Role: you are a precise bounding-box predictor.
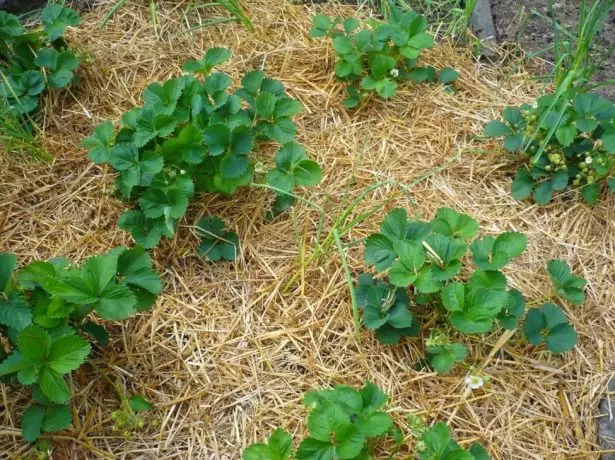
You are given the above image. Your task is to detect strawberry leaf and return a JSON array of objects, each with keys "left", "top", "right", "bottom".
[{"left": 547, "top": 260, "right": 586, "bottom": 305}]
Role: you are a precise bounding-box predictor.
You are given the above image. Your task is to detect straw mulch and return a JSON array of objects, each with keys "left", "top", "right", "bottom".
[{"left": 1, "top": 0, "right": 614, "bottom": 458}]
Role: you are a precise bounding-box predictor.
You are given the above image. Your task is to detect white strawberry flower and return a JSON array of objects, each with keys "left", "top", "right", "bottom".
[
  {"left": 585, "top": 156, "right": 592, "bottom": 164},
  {"left": 390, "top": 68, "right": 399, "bottom": 78},
  {"left": 464, "top": 374, "right": 484, "bottom": 390}
]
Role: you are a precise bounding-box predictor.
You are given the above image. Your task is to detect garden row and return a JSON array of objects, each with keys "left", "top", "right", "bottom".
[{"left": 0, "top": 2, "right": 607, "bottom": 458}]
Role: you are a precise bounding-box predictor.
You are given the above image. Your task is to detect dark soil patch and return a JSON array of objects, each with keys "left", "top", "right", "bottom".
[{"left": 491, "top": 0, "right": 615, "bottom": 101}]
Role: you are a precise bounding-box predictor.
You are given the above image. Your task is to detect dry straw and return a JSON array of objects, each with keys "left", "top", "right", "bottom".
[{"left": 1, "top": 0, "right": 614, "bottom": 458}]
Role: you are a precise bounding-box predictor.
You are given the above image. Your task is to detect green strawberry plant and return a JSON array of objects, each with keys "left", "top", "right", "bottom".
[
  {"left": 309, "top": 7, "right": 459, "bottom": 108},
  {"left": 0, "top": 4, "right": 80, "bottom": 128},
  {"left": 81, "top": 47, "right": 322, "bottom": 250},
  {"left": 197, "top": 215, "right": 239, "bottom": 262},
  {"left": 242, "top": 381, "right": 489, "bottom": 459},
  {"left": 356, "top": 207, "right": 585, "bottom": 373},
  {"left": 0, "top": 247, "right": 162, "bottom": 444},
  {"left": 484, "top": 92, "right": 615, "bottom": 204}
]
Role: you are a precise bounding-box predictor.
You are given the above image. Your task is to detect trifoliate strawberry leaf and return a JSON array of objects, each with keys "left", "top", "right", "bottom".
[
  {"left": 34, "top": 48, "right": 79, "bottom": 89},
  {"left": 267, "top": 142, "right": 322, "bottom": 192},
  {"left": 547, "top": 260, "right": 586, "bottom": 305},
  {"left": 423, "top": 234, "right": 467, "bottom": 281},
  {"left": 197, "top": 216, "right": 239, "bottom": 262},
  {"left": 139, "top": 187, "right": 190, "bottom": 220},
  {"left": 523, "top": 303, "right": 577, "bottom": 353},
  {"left": 243, "top": 429, "right": 293, "bottom": 460},
  {"left": 497, "top": 288, "right": 526, "bottom": 330},
  {"left": 419, "top": 423, "right": 471, "bottom": 460},
  {"left": 80, "top": 121, "right": 115, "bottom": 164},
  {"left": 133, "top": 109, "right": 178, "bottom": 147},
  {"left": 129, "top": 394, "right": 153, "bottom": 412},
  {"left": 445, "top": 285, "right": 507, "bottom": 334},
  {"left": 22, "top": 405, "right": 45, "bottom": 442},
  {"left": 427, "top": 342, "right": 468, "bottom": 373},
  {"left": 0, "top": 11, "right": 25, "bottom": 42},
  {"left": 388, "top": 240, "right": 425, "bottom": 287},
  {"left": 119, "top": 210, "right": 168, "bottom": 249},
  {"left": 431, "top": 208, "right": 479, "bottom": 240},
  {"left": 355, "top": 274, "right": 414, "bottom": 344},
  {"left": 143, "top": 78, "right": 185, "bottom": 115},
  {"left": 470, "top": 232, "right": 527, "bottom": 270},
  {"left": 41, "top": 4, "right": 80, "bottom": 41},
  {"left": 183, "top": 47, "right": 231, "bottom": 75}
]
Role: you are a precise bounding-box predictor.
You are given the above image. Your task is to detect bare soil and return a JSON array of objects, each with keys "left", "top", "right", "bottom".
[{"left": 490, "top": 0, "right": 615, "bottom": 101}]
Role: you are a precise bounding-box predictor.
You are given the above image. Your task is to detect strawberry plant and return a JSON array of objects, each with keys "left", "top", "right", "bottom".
[
  {"left": 356, "top": 207, "right": 584, "bottom": 373},
  {"left": 0, "top": 4, "right": 80, "bottom": 128},
  {"left": 484, "top": 92, "right": 615, "bottom": 204},
  {"left": 242, "top": 380, "right": 489, "bottom": 459},
  {"left": 0, "top": 247, "right": 162, "bottom": 444},
  {"left": 309, "top": 7, "right": 459, "bottom": 108},
  {"left": 82, "top": 47, "right": 322, "bottom": 250}
]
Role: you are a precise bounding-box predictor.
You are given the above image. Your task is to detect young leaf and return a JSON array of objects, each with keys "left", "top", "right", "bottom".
[
  {"left": 80, "top": 121, "right": 115, "bottom": 164},
  {"left": 243, "top": 428, "right": 293, "bottom": 460},
  {"left": 547, "top": 260, "right": 586, "bottom": 305},
  {"left": 183, "top": 47, "right": 231, "bottom": 75},
  {"left": 523, "top": 303, "right": 577, "bottom": 353},
  {"left": 388, "top": 240, "right": 425, "bottom": 287},
  {"left": 0, "top": 11, "right": 25, "bottom": 41},
  {"left": 439, "top": 68, "right": 459, "bottom": 85},
  {"left": 129, "top": 394, "right": 154, "bottom": 413},
  {"left": 427, "top": 342, "right": 468, "bottom": 373},
  {"left": 41, "top": 4, "right": 80, "bottom": 41},
  {"left": 470, "top": 232, "right": 527, "bottom": 270},
  {"left": 197, "top": 216, "right": 239, "bottom": 262},
  {"left": 430, "top": 208, "right": 479, "bottom": 240}
]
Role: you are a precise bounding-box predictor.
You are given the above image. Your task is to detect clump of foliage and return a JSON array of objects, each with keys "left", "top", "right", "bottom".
[
  {"left": 242, "top": 380, "right": 489, "bottom": 459},
  {"left": 81, "top": 47, "right": 322, "bottom": 250},
  {"left": 0, "top": 4, "right": 80, "bottom": 126},
  {"left": 407, "top": 414, "right": 489, "bottom": 459},
  {"left": 484, "top": 92, "right": 615, "bottom": 204},
  {"left": 197, "top": 215, "right": 239, "bottom": 262},
  {"left": 356, "top": 207, "right": 583, "bottom": 373},
  {"left": 309, "top": 7, "right": 459, "bottom": 108},
  {"left": 0, "top": 247, "right": 162, "bottom": 443}
]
